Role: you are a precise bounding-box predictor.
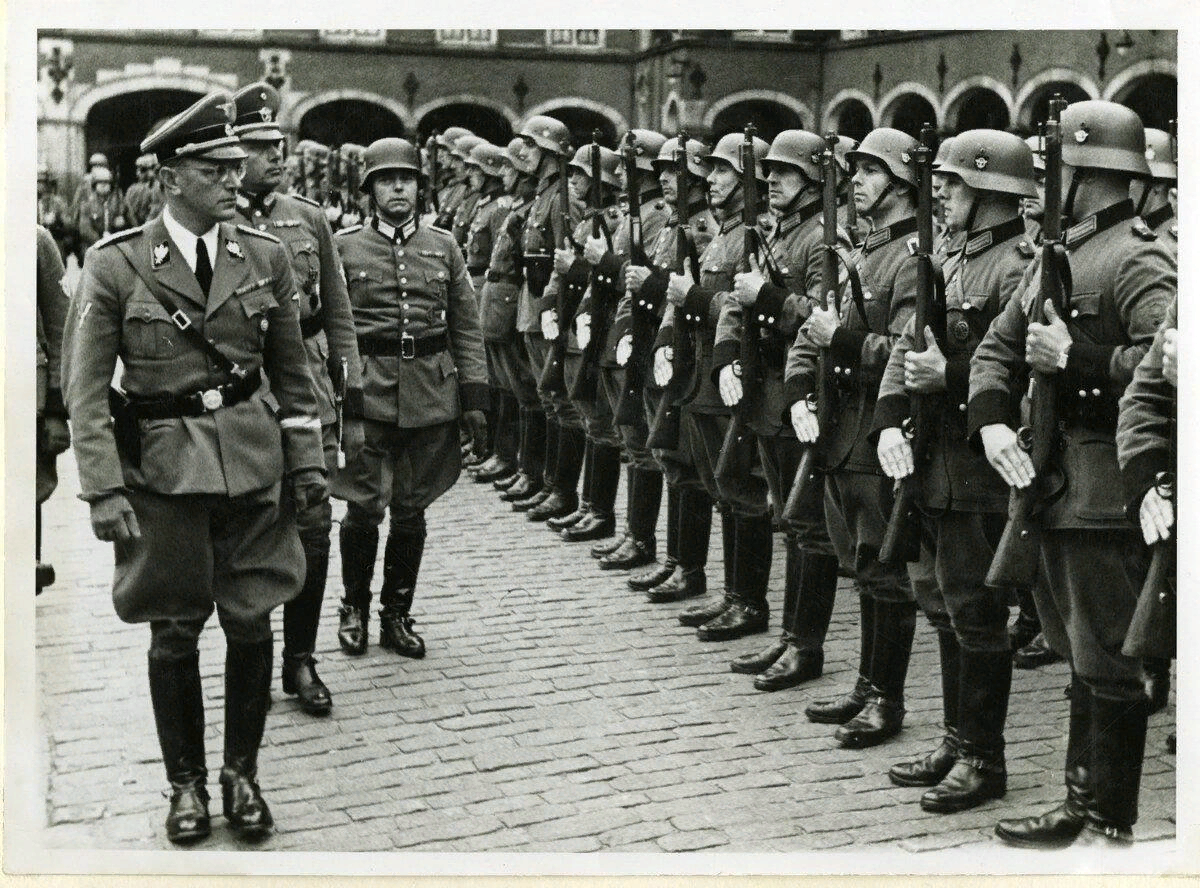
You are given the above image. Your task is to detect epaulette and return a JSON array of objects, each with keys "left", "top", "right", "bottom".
[
  {"left": 1131, "top": 218, "right": 1157, "bottom": 241},
  {"left": 336, "top": 224, "right": 363, "bottom": 237},
  {"left": 94, "top": 226, "right": 143, "bottom": 249},
  {"left": 1016, "top": 239, "right": 1036, "bottom": 258},
  {"left": 236, "top": 224, "right": 281, "bottom": 243},
  {"left": 292, "top": 194, "right": 322, "bottom": 209}
]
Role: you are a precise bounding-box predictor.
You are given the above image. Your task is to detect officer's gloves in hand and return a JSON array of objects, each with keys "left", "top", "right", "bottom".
[
  {"left": 575, "top": 312, "right": 591, "bottom": 350},
  {"left": 1140, "top": 485, "right": 1175, "bottom": 546},
  {"left": 90, "top": 492, "right": 141, "bottom": 543},
  {"left": 615, "top": 334, "right": 633, "bottom": 367},
  {"left": 1162, "top": 327, "right": 1177, "bottom": 387},
  {"left": 653, "top": 347, "right": 674, "bottom": 387},
  {"left": 41, "top": 417, "right": 72, "bottom": 457},
  {"left": 291, "top": 468, "right": 331, "bottom": 526},
  {"left": 463, "top": 410, "right": 488, "bottom": 459}
]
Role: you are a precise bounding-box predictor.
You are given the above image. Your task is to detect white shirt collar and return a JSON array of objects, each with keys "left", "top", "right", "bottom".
[{"left": 162, "top": 205, "right": 220, "bottom": 274}]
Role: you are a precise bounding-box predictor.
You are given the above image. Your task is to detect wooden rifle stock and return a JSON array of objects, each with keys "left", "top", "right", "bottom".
[
  {"left": 615, "top": 134, "right": 652, "bottom": 425},
  {"left": 427, "top": 133, "right": 441, "bottom": 213},
  {"left": 538, "top": 150, "right": 576, "bottom": 397}
]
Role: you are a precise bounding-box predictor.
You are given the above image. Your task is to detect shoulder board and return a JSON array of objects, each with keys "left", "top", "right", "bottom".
[
  {"left": 94, "top": 226, "right": 143, "bottom": 249},
  {"left": 430, "top": 224, "right": 454, "bottom": 236},
  {"left": 336, "top": 224, "right": 363, "bottom": 237},
  {"left": 292, "top": 194, "right": 322, "bottom": 209},
  {"left": 1016, "top": 239, "right": 1036, "bottom": 258},
  {"left": 1132, "top": 219, "right": 1157, "bottom": 241},
  {"left": 236, "top": 224, "right": 281, "bottom": 243}
]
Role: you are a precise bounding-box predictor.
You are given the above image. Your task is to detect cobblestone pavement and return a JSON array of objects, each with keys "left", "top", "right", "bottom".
[{"left": 32, "top": 447, "right": 1176, "bottom": 855}]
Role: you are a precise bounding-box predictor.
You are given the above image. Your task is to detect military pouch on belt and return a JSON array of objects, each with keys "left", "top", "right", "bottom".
[
  {"left": 108, "top": 387, "right": 141, "bottom": 467},
  {"left": 525, "top": 257, "right": 552, "bottom": 300}
]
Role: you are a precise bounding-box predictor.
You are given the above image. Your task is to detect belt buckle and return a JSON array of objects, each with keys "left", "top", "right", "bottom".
[
  {"left": 401, "top": 332, "right": 416, "bottom": 360},
  {"left": 200, "top": 388, "right": 224, "bottom": 411}
]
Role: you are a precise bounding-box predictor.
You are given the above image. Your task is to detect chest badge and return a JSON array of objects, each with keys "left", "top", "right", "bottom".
[
  {"left": 226, "top": 239, "right": 245, "bottom": 260},
  {"left": 152, "top": 241, "right": 170, "bottom": 269},
  {"left": 952, "top": 318, "right": 971, "bottom": 342},
  {"left": 260, "top": 316, "right": 270, "bottom": 333}
]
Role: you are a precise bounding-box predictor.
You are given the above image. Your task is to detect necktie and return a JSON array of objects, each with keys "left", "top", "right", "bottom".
[{"left": 195, "top": 236, "right": 213, "bottom": 296}]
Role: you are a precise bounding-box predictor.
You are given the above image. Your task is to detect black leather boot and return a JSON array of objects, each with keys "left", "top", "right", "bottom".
[
  {"left": 751, "top": 543, "right": 834, "bottom": 689},
  {"left": 489, "top": 392, "right": 521, "bottom": 480},
  {"left": 649, "top": 487, "right": 711, "bottom": 603},
  {"left": 834, "top": 596, "right": 915, "bottom": 748},
  {"left": 697, "top": 513, "right": 771, "bottom": 641},
  {"left": 600, "top": 466, "right": 660, "bottom": 568},
  {"left": 921, "top": 647, "right": 1011, "bottom": 812},
  {"left": 890, "top": 630, "right": 961, "bottom": 787},
  {"left": 221, "top": 639, "right": 274, "bottom": 840},
  {"left": 1077, "top": 688, "right": 1148, "bottom": 845},
  {"left": 512, "top": 486, "right": 553, "bottom": 511},
  {"left": 1143, "top": 657, "right": 1171, "bottom": 715},
  {"left": 1014, "top": 631, "right": 1063, "bottom": 669},
  {"left": 550, "top": 439, "right": 593, "bottom": 531},
  {"left": 565, "top": 444, "right": 620, "bottom": 542},
  {"left": 732, "top": 533, "right": 798, "bottom": 675},
  {"left": 149, "top": 652, "right": 210, "bottom": 844},
  {"left": 282, "top": 530, "right": 332, "bottom": 714},
  {"left": 503, "top": 406, "right": 546, "bottom": 501},
  {"left": 337, "top": 523, "right": 378, "bottom": 656},
  {"left": 475, "top": 454, "right": 516, "bottom": 484},
  {"left": 995, "top": 675, "right": 1094, "bottom": 847},
  {"left": 493, "top": 470, "right": 522, "bottom": 491},
  {"left": 378, "top": 514, "right": 427, "bottom": 659},
  {"left": 529, "top": 426, "right": 584, "bottom": 521},
  {"left": 515, "top": 412, "right": 558, "bottom": 510},
  {"left": 806, "top": 592, "right": 875, "bottom": 724},
  {"left": 629, "top": 484, "right": 678, "bottom": 588},
  {"left": 1009, "top": 584, "right": 1040, "bottom": 651},
  {"left": 678, "top": 504, "right": 731, "bottom": 625}
]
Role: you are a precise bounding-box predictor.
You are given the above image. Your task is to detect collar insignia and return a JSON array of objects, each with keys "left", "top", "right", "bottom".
[{"left": 152, "top": 241, "right": 170, "bottom": 269}]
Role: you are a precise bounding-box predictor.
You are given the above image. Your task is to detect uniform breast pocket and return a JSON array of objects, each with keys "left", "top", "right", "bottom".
[
  {"left": 123, "top": 298, "right": 178, "bottom": 360},
  {"left": 240, "top": 292, "right": 279, "bottom": 351},
  {"left": 288, "top": 239, "right": 320, "bottom": 299},
  {"left": 1065, "top": 292, "right": 1103, "bottom": 344},
  {"left": 347, "top": 268, "right": 384, "bottom": 305},
  {"left": 425, "top": 268, "right": 450, "bottom": 299}
]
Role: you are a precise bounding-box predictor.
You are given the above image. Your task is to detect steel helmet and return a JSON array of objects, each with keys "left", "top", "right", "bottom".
[
  {"left": 652, "top": 136, "right": 711, "bottom": 178},
  {"left": 88, "top": 152, "right": 109, "bottom": 168},
  {"left": 340, "top": 143, "right": 365, "bottom": 163},
  {"left": 833, "top": 135, "right": 858, "bottom": 174},
  {"left": 935, "top": 130, "right": 1037, "bottom": 197},
  {"left": 1059, "top": 100, "right": 1150, "bottom": 177},
  {"left": 436, "top": 126, "right": 473, "bottom": 150},
  {"left": 519, "top": 115, "right": 571, "bottom": 156},
  {"left": 304, "top": 142, "right": 331, "bottom": 164},
  {"left": 763, "top": 129, "right": 825, "bottom": 183},
  {"left": 932, "top": 135, "right": 956, "bottom": 169},
  {"left": 1025, "top": 134, "right": 1046, "bottom": 172},
  {"left": 847, "top": 127, "right": 921, "bottom": 188},
  {"left": 451, "top": 134, "right": 485, "bottom": 161},
  {"left": 624, "top": 129, "right": 669, "bottom": 173},
  {"left": 360, "top": 137, "right": 422, "bottom": 190},
  {"left": 467, "top": 142, "right": 509, "bottom": 178},
  {"left": 568, "top": 144, "right": 622, "bottom": 189},
  {"left": 91, "top": 167, "right": 114, "bottom": 185},
  {"left": 1143, "top": 128, "right": 1177, "bottom": 181},
  {"left": 708, "top": 131, "right": 770, "bottom": 180}
]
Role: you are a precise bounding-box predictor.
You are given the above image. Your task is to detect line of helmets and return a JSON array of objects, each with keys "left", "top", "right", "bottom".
[{"left": 290, "top": 100, "right": 1176, "bottom": 236}]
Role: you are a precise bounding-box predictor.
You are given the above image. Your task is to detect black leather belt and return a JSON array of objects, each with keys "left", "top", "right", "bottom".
[
  {"left": 468, "top": 264, "right": 488, "bottom": 276},
  {"left": 486, "top": 270, "right": 523, "bottom": 285},
  {"left": 299, "top": 309, "right": 324, "bottom": 339},
  {"left": 358, "top": 332, "right": 449, "bottom": 359},
  {"left": 121, "top": 368, "right": 263, "bottom": 419}
]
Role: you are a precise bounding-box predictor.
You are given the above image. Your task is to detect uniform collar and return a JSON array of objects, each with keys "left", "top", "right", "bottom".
[
  {"left": 961, "top": 216, "right": 1026, "bottom": 257},
  {"left": 861, "top": 216, "right": 918, "bottom": 252},
  {"left": 775, "top": 196, "right": 822, "bottom": 236},
  {"left": 637, "top": 184, "right": 663, "bottom": 203},
  {"left": 717, "top": 196, "right": 745, "bottom": 233},
  {"left": 162, "top": 204, "right": 219, "bottom": 274},
  {"left": 1064, "top": 199, "right": 1135, "bottom": 248},
  {"left": 1142, "top": 203, "right": 1175, "bottom": 231},
  {"left": 236, "top": 189, "right": 276, "bottom": 217},
  {"left": 372, "top": 214, "right": 417, "bottom": 244}
]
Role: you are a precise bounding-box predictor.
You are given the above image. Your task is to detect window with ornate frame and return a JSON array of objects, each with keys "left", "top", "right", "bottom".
[
  {"left": 546, "top": 29, "right": 604, "bottom": 49},
  {"left": 436, "top": 29, "right": 497, "bottom": 46},
  {"left": 318, "top": 29, "right": 387, "bottom": 45}
]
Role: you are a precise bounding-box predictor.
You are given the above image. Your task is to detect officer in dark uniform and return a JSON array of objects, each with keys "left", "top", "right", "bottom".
[
  {"left": 61, "top": 91, "right": 329, "bottom": 843},
  {"left": 37, "top": 225, "right": 71, "bottom": 592},
  {"left": 785, "top": 127, "right": 921, "bottom": 749},
  {"left": 874, "top": 130, "right": 1037, "bottom": 812},
  {"left": 660, "top": 131, "right": 772, "bottom": 642},
  {"left": 332, "top": 138, "right": 489, "bottom": 660},
  {"left": 717, "top": 130, "right": 848, "bottom": 690},
  {"left": 636, "top": 136, "right": 717, "bottom": 602},
  {"left": 971, "top": 101, "right": 1175, "bottom": 847},
  {"left": 231, "top": 81, "right": 365, "bottom": 715}
]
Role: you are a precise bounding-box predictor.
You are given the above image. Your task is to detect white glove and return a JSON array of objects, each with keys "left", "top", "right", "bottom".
[
  {"left": 616, "top": 334, "right": 633, "bottom": 367},
  {"left": 575, "top": 312, "right": 591, "bottom": 350},
  {"left": 541, "top": 309, "right": 560, "bottom": 342}
]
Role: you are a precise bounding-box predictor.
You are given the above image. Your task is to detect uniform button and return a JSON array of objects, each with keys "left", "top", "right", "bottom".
[
  {"left": 397, "top": 249, "right": 404, "bottom": 257},
  {"left": 403, "top": 303, "right": 410, "bottom": 309},
  {"left": 1078, "top": 389, "right": 1088, "bottom": 398},
  {"left": 257, "top": 224, "right": 266, "bottom": 231},
  {"left": 1092, "top": 388, "right": 1102, "bottom": 397},
  {"left": 757, "top": 314, "right": 765, "bottom": 322},
  {"left": 1070, "top": 309, "right": 1079, "bottom": 318},
  {"left": 767, "top": 317, "right": 775, "bottom": 324},
  {"left": 959, "top": 403, "right": 967, "bottom": 412},
  {"left": 398, "top": 263, "right": 406, "bottom": 270},
  {"left": 781, "top": 268, "right": 789, "bottom": 274},
  {"left": 400, "top": 277, "right": 407, "bottom": 284}
]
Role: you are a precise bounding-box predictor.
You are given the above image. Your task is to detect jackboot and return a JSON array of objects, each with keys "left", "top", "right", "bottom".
[
  {"left": 995, "top": 675, "right": 1094, "bottom": 848},
  {"left": 282, "top": 531, "right": 332, "bottom": 714},
  {"left": 337, "top": 523, "right": 378, "bottom": 656},
  {"left": 1014, "top": 631, "right": 1063, "bottom": 669},
  {"left": 515, "top": 413, "right": 560, "bottom": 510},
  {"left": 806, "top": 592, "right": 875, "bottom": 724},
  {"left": 649, "top": 487, "right": 712, "bottom": 602},
  {"left": 629, "top": 484, "right": 678, "bottom": 589},
  {"left": 750, "top": 544, "right": 835, "bottom": 689},
  {"left": 890, "top": 629, "right": 961, "bottom": 787},
  {"left": 550, "top": 438, "right": 593, "bottom": 531},
  {"left": 221, "top": 639, "right": 274, "bottom": 839},
  {"left": 1009, "top": 584, "right": 1041, "bottom": 652},
  {"left": 475, "top": 455, "right": 516, "bottom": 484},
  {"left": 600, "top": 465, "right": 661, "bottom": 568},
  {"left": 528, "top": 426, "right": 584, "bottom": 522},
  {"left": 921, "top": 647, "right": 1011, "bottom": 812},
  {"left": 1143, "top": 657, "right": 1171, "bottom": 715},
  {"left": 502, "top": 406, "right": 546, "bottom": 501},
  {"left": 1078, "top": 689, "right": 1148, "bottom": 845},
  {"left": 565, "top": 443, "right": 620, "bottom": 542},
  {"left": 378, "top": 515, "right": 427, "bottom": 659},
  {"left": 835, "top": 597, "right": 915, "bottom": 748},
  {"left": 732, "top": 534, "right": 799, "bottom": 675},
  {"left": 677, "top": 503, "right": 730, "bottom": 624},
  {"left": 697, "top": 513, "right": 771, "bottom": 641},
  {"left": 492, "top": 392, "right": 521, "bottom": 473},
  {"left": 148, "top": 652, "right": 210, "bottom": 844}
]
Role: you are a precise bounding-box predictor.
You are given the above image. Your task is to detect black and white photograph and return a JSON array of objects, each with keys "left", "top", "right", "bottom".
[{"left": 9, "top": 9, "right": 1193, "bottom": 878}]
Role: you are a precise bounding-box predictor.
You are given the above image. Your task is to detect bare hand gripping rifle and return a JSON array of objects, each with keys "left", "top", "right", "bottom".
[{"left": 615, "top": 132, "right": 654, "bottom": 425}]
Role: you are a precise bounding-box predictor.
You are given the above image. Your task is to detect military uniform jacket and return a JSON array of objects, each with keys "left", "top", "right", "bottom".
[
  {"left": 517, "top": 171, "right": 584, "bottom": 334},
  {"left": 556, "top": 204, "right": 623, "bottom": 357},
  {"left": 478, "top": 179, "right": 535, "bottom": 342},
  {"left": 337, "top": 216, "right": 489, "bottom": 427},
  {"left": 236, "top": 190, "right": 364, "bottom": 425},
  {"left": 453, "top": 189, "right": 484, "bottom": 251},
  {"left": 591, "top": 192, "right": 670, "bottom": 368},
  {"left": 784, "top": 216, "right": 920, "bottom": 473},
  {"left": 436, "top": 178, "right": 469, "bottom": 228},
  {"left": 76, "top": 192, "right": 127, "bottom": 250},
  {"left": 1142, "top": 204, "right": 1177, "bottom": 256},
  {"left": 968, "top": 200, "right": 1176, "bottom": 529},
  {"left": 124, "top": 181, "right": 165, "bottom": 228},
  {"left": 874, "top": 217, "right": 1033, "bottom": 512},
  {"left": 712, "top": 198, "right": 842, "bottom": 436},
  {"left": 466, "top": 185, "right": 509, "bottom": 279},
  {"left": 62, "top": 216, "right": 325, "bottom": 500},
  {"left": 37, "top": 225, "right": 69, "bottom": 417},
  {"left": 1117, "top": 297, "right": 1176, "bottom": 517}
]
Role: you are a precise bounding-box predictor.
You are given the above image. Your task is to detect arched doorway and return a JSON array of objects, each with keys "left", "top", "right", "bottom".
[
  {"left": 86, "top": 88, "right": 204, "bottom": 187},
  {"left": 1018, "top": 81, "right": 1091, "bottom": 134},
  {"left": 1116, "top": 74, "right": 1177, "bottom": 131},
  {"left": 544, "top": 107, "right": 619, "bottom": 151},
  {"left": 709, "top": 99, "right": 804, "bottom": 143},
  {"left": 949, "top": 87, "right": 1011, "bottom": 133},
  {"left": 833, "top": 100, "right": 873, "bottom": 142},
  {"left": 883, "top": 93, "right": 937, "bottom": 139},
  {"left": 417, "top": 102, "right": 514, "bottom": 146},
  {"left": 297, "top": 100, "right": 406, "bottom": 147}
]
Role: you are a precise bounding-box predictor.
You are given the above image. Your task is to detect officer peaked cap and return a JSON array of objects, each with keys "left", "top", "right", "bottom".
[
  {"left": 232, "top": 81, "right": 285, "bottom": 142},
  {"left": 141, "top": 90, "right": 248, "bottom": 164}
]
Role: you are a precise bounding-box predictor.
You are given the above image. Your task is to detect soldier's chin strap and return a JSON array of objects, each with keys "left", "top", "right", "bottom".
[
  {"left": 860, "top": 177, "right": 908, "bottom": 222},
  {"left": 1062, "top": 168, "right": 1086, "bottom": 223},
  {"left": 1134, "top": 177, "right": 1154, "bottom": 217}
]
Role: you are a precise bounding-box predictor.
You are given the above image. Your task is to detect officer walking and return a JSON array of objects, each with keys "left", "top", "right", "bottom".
[
  {"left": 62, "top": 91, "right": 329, "bottom": 843},
  {"left": 231, "top": 81, "right": 365, "bottom": 715},
  {"left": 333, "top": 137, "right": 489, "bottom": 660}
]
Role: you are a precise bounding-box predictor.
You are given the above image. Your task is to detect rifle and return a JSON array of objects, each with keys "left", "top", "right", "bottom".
[
  {"left": 985, "top": 95, "right": 1071, "bottom": 588},
  {"left": 782, "top": 133, "right": 844, "bottom": 524},
  {"left": 714, "top": 125, "right": 768, "bottom": 492},
  {"left": 879, "top": 123, "right": 946, "bottom": 565},
  {"left": 646, "top": 130, "right": 703, "bottom": 450},
  {"left": 427, "top": 132, "right": 441, "bottom": 214},
  {"left": 539, "top": 139, "right": 585, "bottom": 397},
  {"left": 615, "top": 133, "right": 654, "bottom": 424}
]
